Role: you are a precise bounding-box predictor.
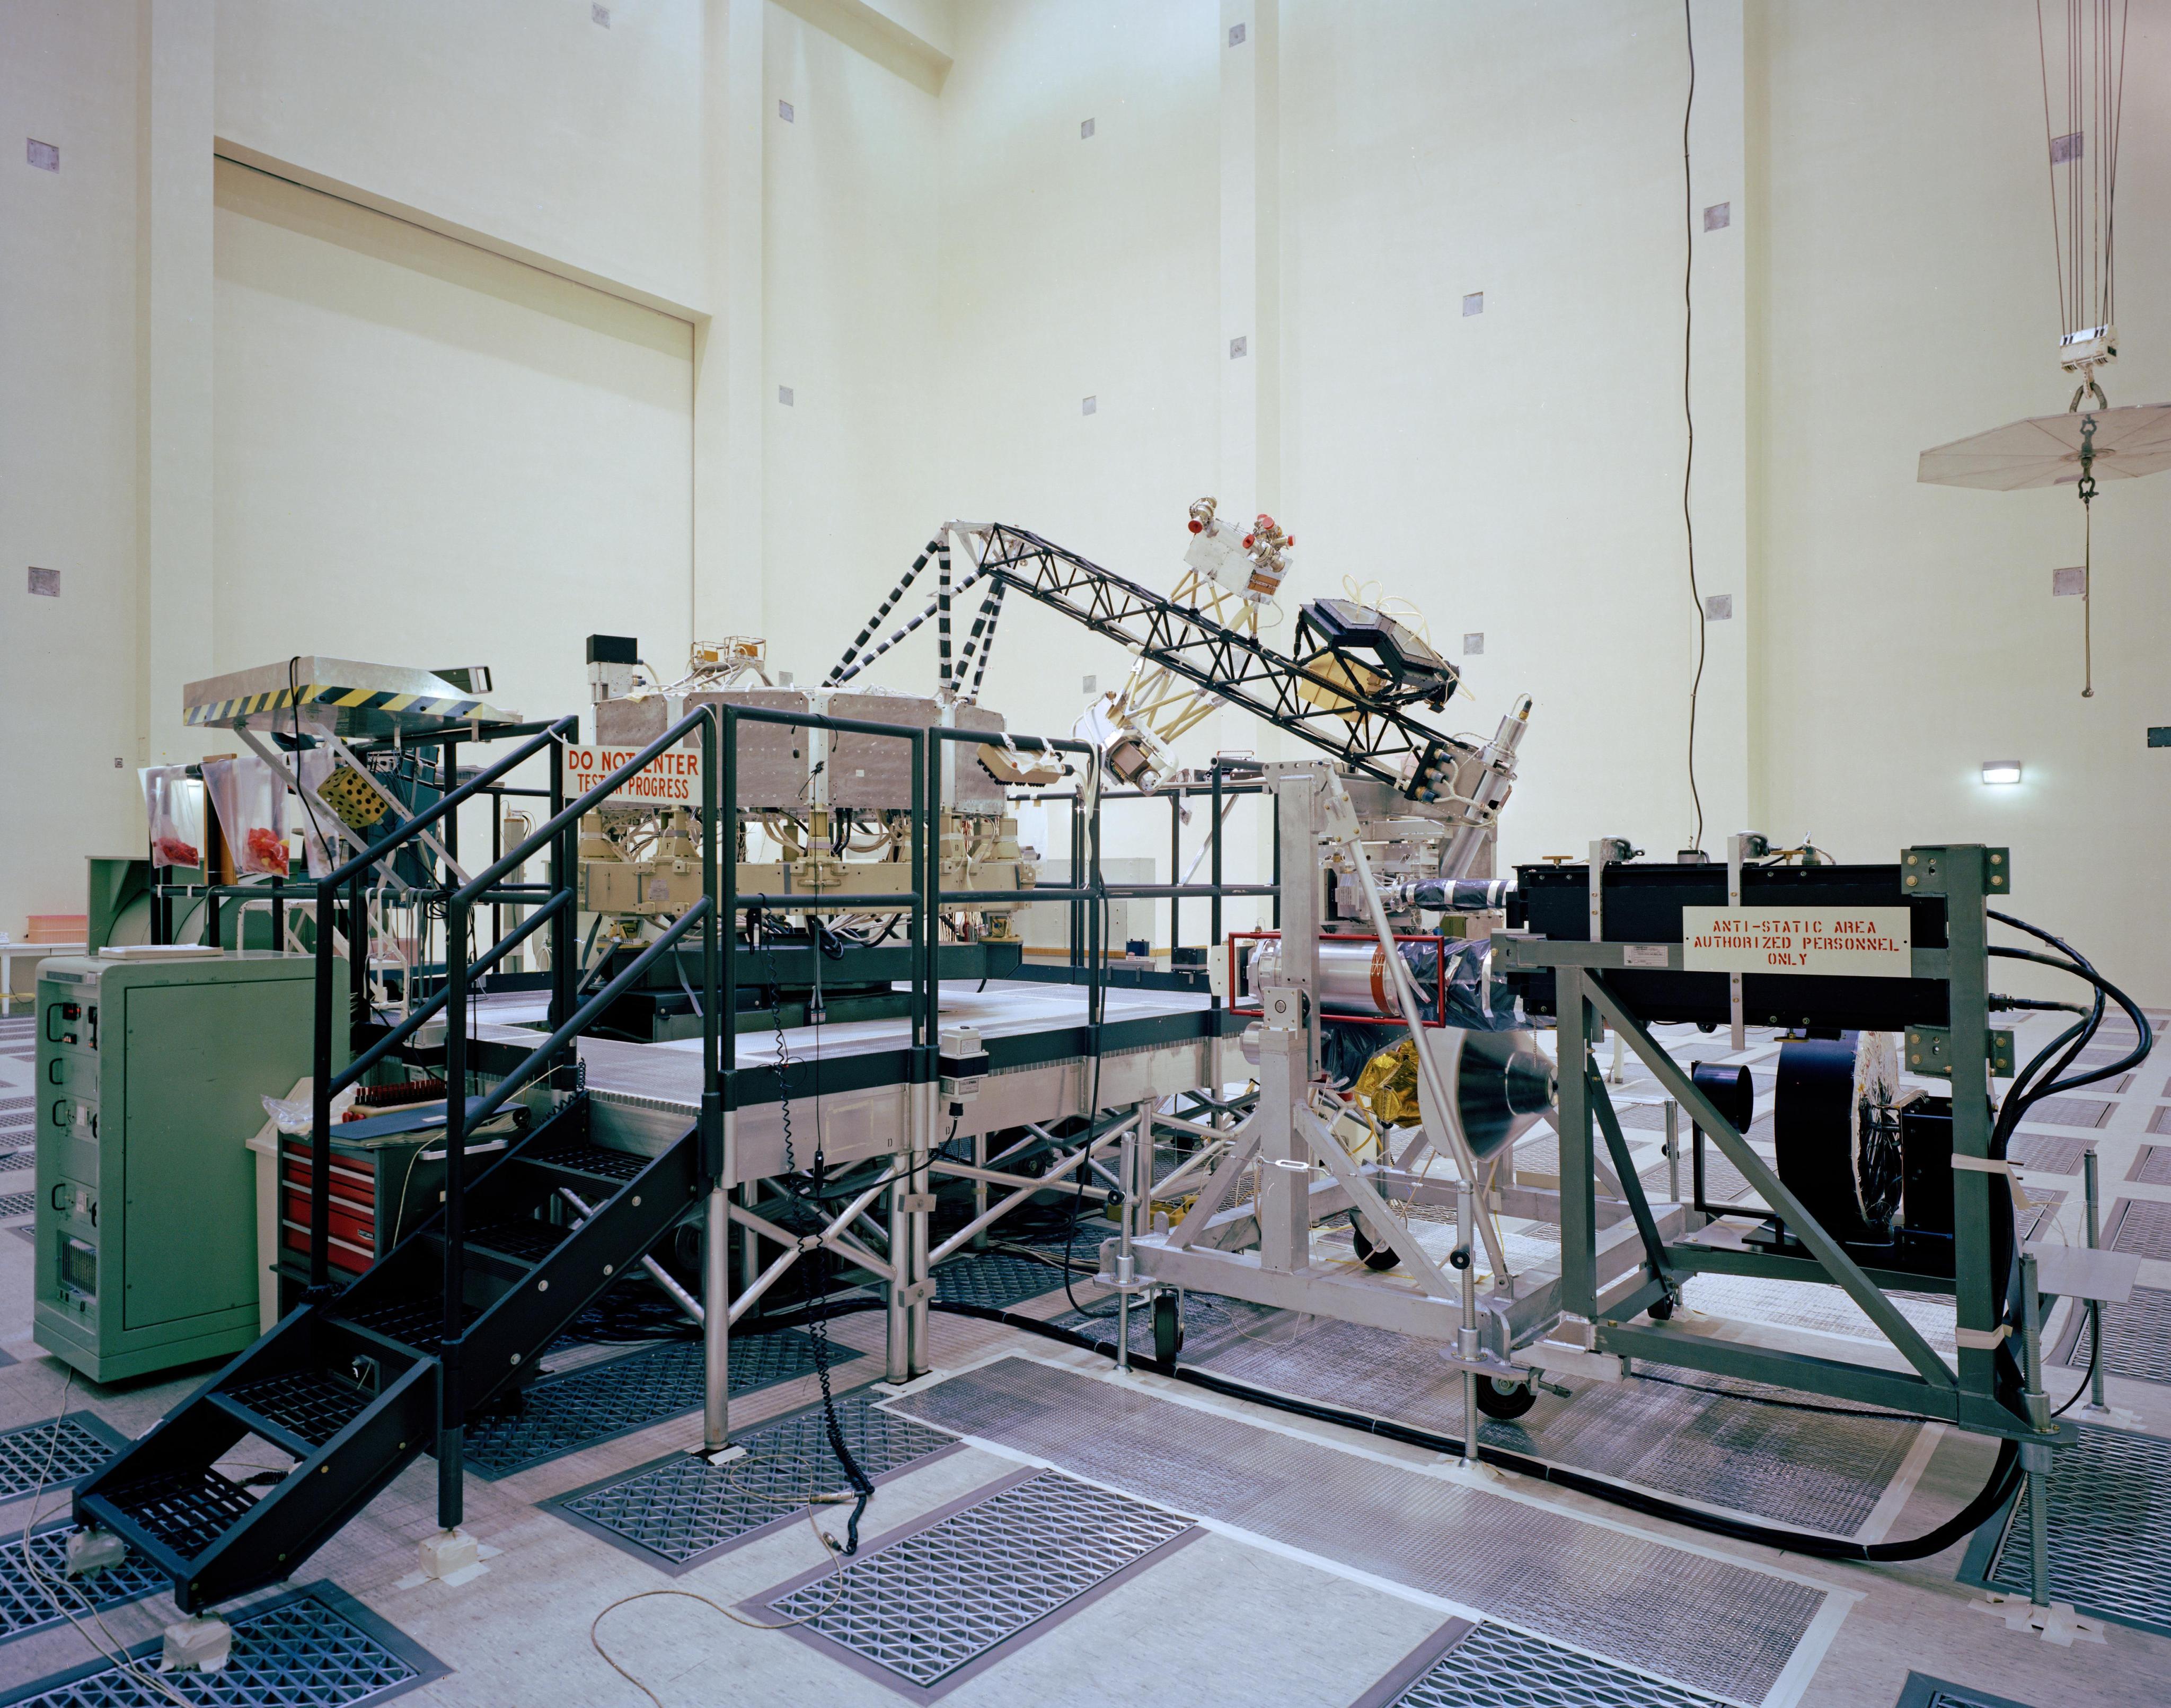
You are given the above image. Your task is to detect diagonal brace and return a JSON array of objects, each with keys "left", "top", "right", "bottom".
[{"left": 1584, "top": 972, "right": 1955, "bottom": 1390}]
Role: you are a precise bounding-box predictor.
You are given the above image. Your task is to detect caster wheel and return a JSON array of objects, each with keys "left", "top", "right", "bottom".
[
  {"left": 1473, "top": 1376, "right": 1539, "bottom": 1420},
  {"left": 1152, "top": 1293, "right": 1185, "bottom": 1363},
  {"left": 1648, "top": 1297, "right": 1674, "bottom": 1322},
  {"left": 1349, "top": 1217, "right": 1400, "bottom": 1272}
]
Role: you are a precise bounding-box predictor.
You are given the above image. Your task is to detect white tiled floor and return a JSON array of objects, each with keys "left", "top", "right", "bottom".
[{"left": 3, "top": 1007, "right": 2170, "bottom": 1706}]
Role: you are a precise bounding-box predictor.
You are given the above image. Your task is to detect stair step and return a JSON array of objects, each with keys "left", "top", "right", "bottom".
[
  {"left": 218, "top": 1369, "right": 374, "bottom": 1454},
  {"left": 100, "top": 1468, "right": 258, "bottom": 1559},
  {"left": 466, "top": 1218, "right": 571, "bottom": 1264},
  {"left": 334, "top": 1295, "right": 481, "bottom": 1357},
  {"left": 524, "top": 1142, "right": 650, "bottom": 1185}
]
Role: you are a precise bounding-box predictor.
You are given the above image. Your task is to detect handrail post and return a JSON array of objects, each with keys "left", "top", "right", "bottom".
[
  {"left": 700, "top": 707, "right": 730, "bottom": 1456},
  {"left": 1210, "top": 763, "right": 1223, "bottom": 1014},
  {"left": 549, "top": 734, "right": 571, "bottom": 1032},
  {"left": 437, "top": 893, "right": 470, "bottom": 1535},
  {"left": 309, "top": 872, "right": 336, "bottom": 1293},
  {"left": 909, "top": 727, "right": 935, "bottom": 1375}
]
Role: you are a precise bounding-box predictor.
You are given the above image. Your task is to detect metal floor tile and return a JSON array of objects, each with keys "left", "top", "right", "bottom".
[
  {"left": 2132, "top": 1141, "right": 2171, "bottom": 1183},
  {"left": 2060, "top": 1283, "right": 2171, "bottom": 1384},
  {"left": 0, "top": 1191, "right": 34, "bottom": 1220},
  {"left": 1371, "top": 1619, "right": 1727, "bottom": 1708},
  {"left": 2007, "top": 1131, "right": 2089, "bottom": 1176},
  {"left": 464, "top": 1328, "right": 845, "bottom": 1477},
  {"left": 0, "top": 1524, "right": 166, "bottom": 1645},
  {"left": 1963, "top": 1423, "right": 2171, "bottom": 1637},
  {"left": 2105, "top": 1198, "right": 2171, "bottom": 1263},
  {"left": 0, "top": 1584, "right": 444, "bottom": 1707},
  {"left": 885, "top": 1357, "right": 1828, "bottom": 1706},
  {"left": 0, "top": 1413, "right": 128, "bottom": 1501},
  {"left": 1682, "top": 1272, "right": 1958, "bottom": 1355},
  {"left": 757, "top": 1467, "right": 1194, "bottom": 1695},
  {"left": 1192, "top": 1313, "right": 1921, "bottom": 1537},
  {"left": 2023, "top": 1096, "right": 2112, "bottom": 1129},
  {"left": 931, "top": 1251, "right": 1069, "bottom": 1311},
  {"left": 550, "top": 1393, "right": 956, "bottom": 1572},
  {"left": 1050, "top": 1289, "right": 1283, "bottom": 1361},
  {"left": 1892, "top": 1672, "right": 2041, "bottom": 1708},
  {"left": 2015, "top": 1189, "right": 2067, "bottom": 1242}
]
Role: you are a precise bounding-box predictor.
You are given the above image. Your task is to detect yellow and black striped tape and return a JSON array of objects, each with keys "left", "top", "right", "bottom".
[{"left": 184, "top": 684, "right": 486, "bottom": 728}]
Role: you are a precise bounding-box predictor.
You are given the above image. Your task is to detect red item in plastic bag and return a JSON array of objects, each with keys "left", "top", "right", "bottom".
[
  {"left": 154, "top": 835, "right": 201, "bottom": 868},
  {"left": 245, "top": 826, "right": 291, "bottom": 876}
]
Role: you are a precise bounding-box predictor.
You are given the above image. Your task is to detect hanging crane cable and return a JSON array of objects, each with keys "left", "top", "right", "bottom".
[{"left": 1918, "top": 2, "right": 2165, "bottom": 700}]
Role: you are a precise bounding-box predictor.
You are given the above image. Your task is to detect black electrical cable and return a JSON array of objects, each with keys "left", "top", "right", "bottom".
[
  {"left": 2050, "top": 1305, "right": 2100, "bottom": 1419},
  {"left": 925, "top": 1300, "right": 2022, "bottom": 1564},
  {"left": 1679, "top": 0, "right": 1707, "bottom": 857},
  {"left": 763, "top": 935, "right": 874, "bottom": 1551}
]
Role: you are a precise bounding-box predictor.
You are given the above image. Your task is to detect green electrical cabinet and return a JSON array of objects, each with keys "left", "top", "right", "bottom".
[{"left": 33, "top": 950, "right": 343, "bottom": 1382}]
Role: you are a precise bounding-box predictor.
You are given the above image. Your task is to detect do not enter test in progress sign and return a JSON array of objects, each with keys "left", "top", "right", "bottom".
[
  {"left": 564, "top": 745, "right": 704, "bottom": 806},
  {"left": 1679, "top": 907, "right": 1912, "bottom": 978}
]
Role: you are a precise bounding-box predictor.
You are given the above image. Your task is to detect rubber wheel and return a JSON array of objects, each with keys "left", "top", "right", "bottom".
[
  {"left": 1473, "top": 1376, "right": 1538, "bottom": 1420},
  {"left": 1648, "top": 1296, "right": 1674, "bottom": 1322},
  {"left": 1152, "top": 1292, "right": 1185, "bottom": 1363},
  {"left": 1349, "top": 1219, "right": 1400, "bottom": 1272}
]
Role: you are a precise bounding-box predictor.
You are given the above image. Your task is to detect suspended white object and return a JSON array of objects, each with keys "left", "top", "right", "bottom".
[{"left": 1916, "top": 402, "right": 2171, "bottom": 491}]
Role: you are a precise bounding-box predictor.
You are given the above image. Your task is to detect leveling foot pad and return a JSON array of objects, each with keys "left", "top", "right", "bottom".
[
  {"left": 546, "top": 1392, "right": 958, "bottom": 1574},
  {"left": 0, "top": 1413, "right": 129, "bottom": 1502},
  {"left": 741, "top": 1466, "right": 1199, "bottom": 1701},
  {"left": 0, "top": 1523, "right": 165, "bottom": 1648},
  {"left": 1353, "top": 1616, "right": 1731, "bottom": 1708},
  {"left": 1957, "top": 1422, "right": 2171, "bottom": 1639},
  {"left": 881, "top": 1355, "right": 1840, "bottom": 1707},
  {"left": 461, "top": 1328, "right": 852, "bottom": 1477},
  {"left": 0, "top": 1585, "right": 446, "bottom": 1708}
]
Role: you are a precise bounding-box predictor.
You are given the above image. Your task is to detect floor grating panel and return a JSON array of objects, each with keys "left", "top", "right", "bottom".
[
  {"left": 931, "top": 1251, "right": 1069, "bottom": 1311},
  {"left": 0, "top": 1413, "right": 127, "bottom": 1501},
  {"left": 2105, "top": 1198, "right": 2171, "bottom": 1263},
  {"left": 2061, "top": 1283, "right": 2171, "bottom": 1384},
  {"left": 2128, "top": 1142, "right": 2171, "bottom": 1184},
  {"left": 1050, "top": 1289, "right": 1283, "bottom": 1362},
  {"left": 1892, "top": 1673, "right": 2041, "bottom": 1708},
  {"left": 885, "top": 1357, "right": 1826, "bottom": 1705},
  {"left": 551, "top": 1393, "right": 956, "bottom": 1571},
  {"left": 0, "top": 1191, "right": 35, "bottom": 1219},
  {"left": 0, "top": 1586, "right": 442, "bottom": 1707},
  {"left": 1965, "top": 1423, "right": 2171, "bottom": 1637},
  {"left": 464, "top": 1328, "right": 843, "bottom": 1476},
  {"left": 2022, "top": 1096, "right": 2111, "bottom": 1130},
  {"left": 0, "top": 1525, "right": 166, "bottom": 1645},
  {"left": 758, "top": 1467, "right": 1194, "bottom": 1693},
  {"left": 1683, "top": 1272, "right": 1959, "bottom": 1355},
  {"left": 1376, "top": 1620, "right": 1727, "bottom": 1708},
  {"left": 1188, "top": 1311, "right": 1921, "bottom": 1537},
  {"left": 2007, "top": 1132, "right": 2089, "bottom": 1176}
]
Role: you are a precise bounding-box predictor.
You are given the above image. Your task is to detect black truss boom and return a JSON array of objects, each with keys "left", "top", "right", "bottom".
[{"left": 969, "top": 523, "right": 1464, "bottom": 788}]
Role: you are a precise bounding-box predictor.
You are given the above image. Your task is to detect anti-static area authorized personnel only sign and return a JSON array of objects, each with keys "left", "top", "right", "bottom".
[{"left": 1678, "top": 907, "right": 1912, "bottom": 977}]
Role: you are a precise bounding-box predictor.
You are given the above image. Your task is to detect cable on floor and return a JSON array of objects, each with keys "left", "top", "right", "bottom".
[{"left": 925, "top": 1299, "right": 2023, "bottom": 1564}]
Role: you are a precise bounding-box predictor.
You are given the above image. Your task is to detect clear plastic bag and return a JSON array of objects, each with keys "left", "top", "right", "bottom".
[
  {"left": 141, "top": 765, "right": 204, "bottom": 870},
  {"left": 262, "top": 1086, "right": 356, "bottom": 1133},
  {"left": 204, "top": 754, "right": 293, "bottom": 877},
  {"left": 296, "top": 750, "right": 340, "bottom": 879}
]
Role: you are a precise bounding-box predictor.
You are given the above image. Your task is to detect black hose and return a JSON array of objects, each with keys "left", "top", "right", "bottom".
[{"left": 923, "top": 1300, "right": 2023, "bottom": 1563}]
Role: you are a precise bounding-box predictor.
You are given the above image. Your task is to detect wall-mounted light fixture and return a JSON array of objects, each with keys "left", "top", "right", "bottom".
[{"left": 1981, "top": 760, "right": 2023, "bottom": 786}]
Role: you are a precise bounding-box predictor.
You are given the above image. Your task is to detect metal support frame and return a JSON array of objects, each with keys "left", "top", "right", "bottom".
[{"left": 1494, "top": 844, "right": 2064, "bottom": 1443}]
